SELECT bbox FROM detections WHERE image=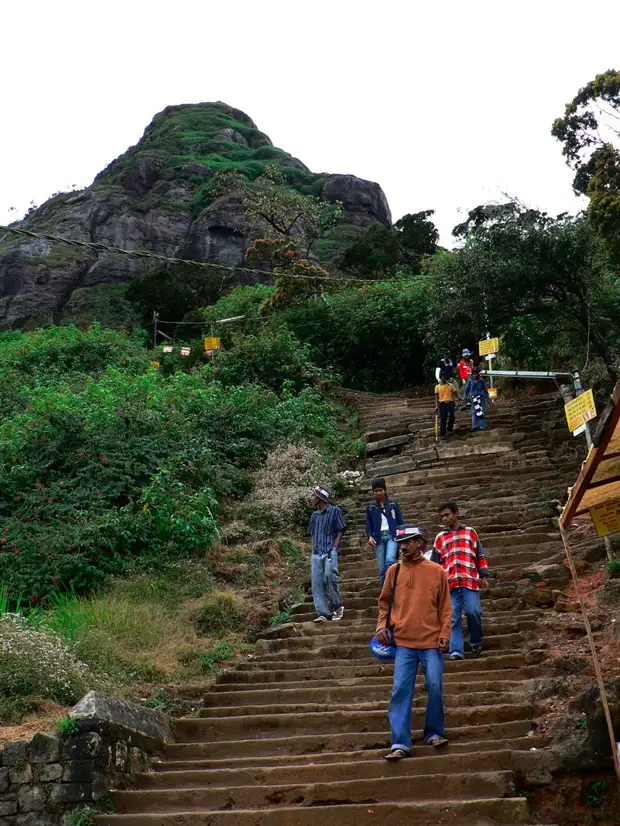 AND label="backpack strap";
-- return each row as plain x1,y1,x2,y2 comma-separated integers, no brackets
386,563,401,631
